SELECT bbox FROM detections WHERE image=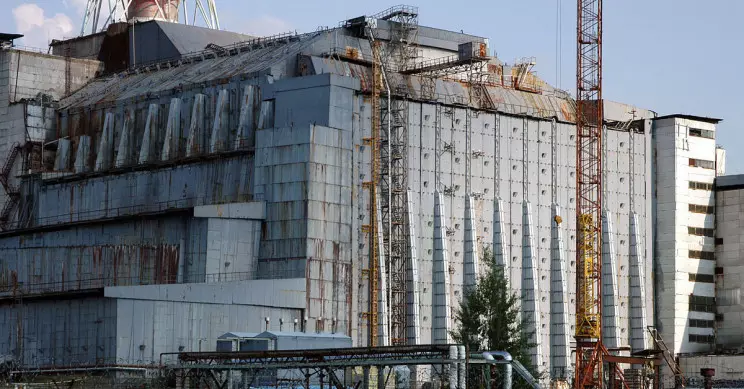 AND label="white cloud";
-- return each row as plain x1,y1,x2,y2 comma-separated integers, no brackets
13,3,75,48
63,0,89,14
228,15,293,37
